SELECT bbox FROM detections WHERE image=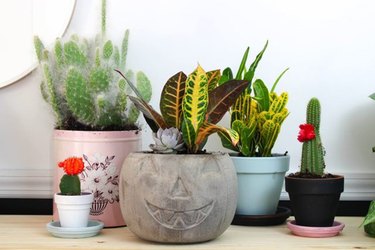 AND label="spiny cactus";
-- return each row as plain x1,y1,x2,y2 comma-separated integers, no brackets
34,0,152,131
300,97,325,176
